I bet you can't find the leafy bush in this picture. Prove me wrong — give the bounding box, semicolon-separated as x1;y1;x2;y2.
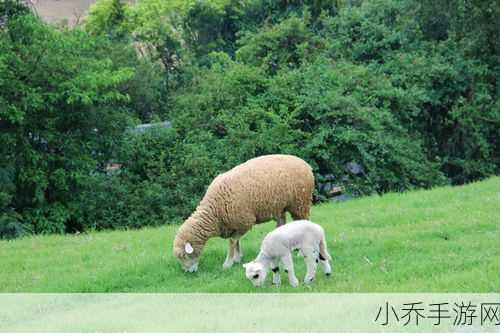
321;0;500;183
266;59;447;194
0;211;28;240
75;127;229;230
169;55;446;199
380;44;500;183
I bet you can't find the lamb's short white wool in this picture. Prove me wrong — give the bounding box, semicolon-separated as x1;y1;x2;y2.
243;220;332;287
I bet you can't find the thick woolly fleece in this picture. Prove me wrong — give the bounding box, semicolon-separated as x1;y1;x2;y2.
173;154;314;260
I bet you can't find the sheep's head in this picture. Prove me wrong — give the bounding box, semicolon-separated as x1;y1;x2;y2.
173;236;200;273
243;261;267;287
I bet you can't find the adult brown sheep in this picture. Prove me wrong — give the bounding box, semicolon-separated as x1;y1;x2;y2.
173;154;314;272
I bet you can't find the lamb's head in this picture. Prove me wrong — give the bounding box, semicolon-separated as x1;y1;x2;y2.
173;230;200;273
243;261;267;287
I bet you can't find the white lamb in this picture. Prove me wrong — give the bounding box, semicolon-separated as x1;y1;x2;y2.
243;220;332;288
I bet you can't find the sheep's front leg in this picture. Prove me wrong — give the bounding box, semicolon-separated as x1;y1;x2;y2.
276;212;286;228
302;248;318;284
233;238;243;263
223;239;237;269
271;259;281;285
281;253;299;287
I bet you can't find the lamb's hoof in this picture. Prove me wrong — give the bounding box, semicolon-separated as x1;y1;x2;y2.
325;272;331;277
272;277;281;286
289;278;299;288
304;277;314;284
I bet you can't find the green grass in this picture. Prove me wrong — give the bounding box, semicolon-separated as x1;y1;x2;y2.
1;178;498;292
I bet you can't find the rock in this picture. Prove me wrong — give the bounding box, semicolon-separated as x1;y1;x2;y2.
346;162;363;174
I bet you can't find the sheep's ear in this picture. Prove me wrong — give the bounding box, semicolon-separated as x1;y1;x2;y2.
185;242;194;254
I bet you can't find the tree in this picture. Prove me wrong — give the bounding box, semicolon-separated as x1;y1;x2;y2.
0;15;135;237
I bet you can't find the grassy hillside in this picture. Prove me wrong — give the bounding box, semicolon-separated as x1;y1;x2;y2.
1;178;498;293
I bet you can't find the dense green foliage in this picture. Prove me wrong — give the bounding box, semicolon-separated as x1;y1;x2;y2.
1;0;499;238
0;15;130;238
0;3;163;237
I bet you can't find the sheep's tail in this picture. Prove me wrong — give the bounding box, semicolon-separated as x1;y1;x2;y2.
319;233;331;261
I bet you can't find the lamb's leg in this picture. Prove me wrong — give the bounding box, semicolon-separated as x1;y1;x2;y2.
271;259;281;285
223;239;236;269
233;238;243;263
319;252;332;276
302;247;318;284
281;253;299;287
276;212;286;228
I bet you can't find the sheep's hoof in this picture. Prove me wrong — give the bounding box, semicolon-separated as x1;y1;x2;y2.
222;261;234;270
289;278;299;288
304;277;314;284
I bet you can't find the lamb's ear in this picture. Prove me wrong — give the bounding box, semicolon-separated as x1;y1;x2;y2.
185;242;194;254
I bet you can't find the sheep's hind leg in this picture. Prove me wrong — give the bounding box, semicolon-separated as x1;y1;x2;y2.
271;259;281;285
319;252;332;276
281;253;299;287
223;239;237;269
276;212;286;228
289;202;310;221
233;238;243;263
302;247;318;284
